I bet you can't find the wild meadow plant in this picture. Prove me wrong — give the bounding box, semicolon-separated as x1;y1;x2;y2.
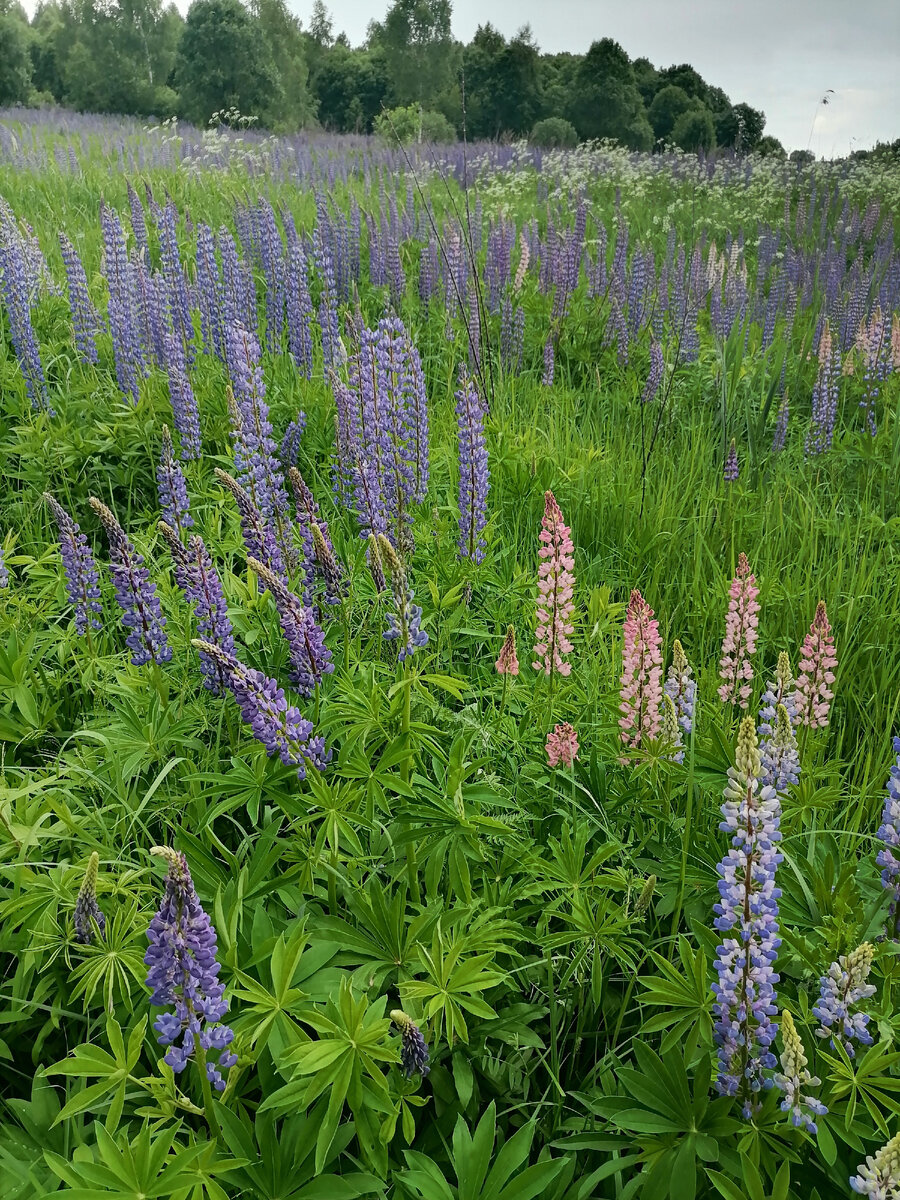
1;117;900;1200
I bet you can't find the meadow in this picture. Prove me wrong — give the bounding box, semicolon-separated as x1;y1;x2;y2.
1;107;900;1199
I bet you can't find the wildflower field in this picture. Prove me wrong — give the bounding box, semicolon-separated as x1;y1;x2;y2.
2;108;900;1200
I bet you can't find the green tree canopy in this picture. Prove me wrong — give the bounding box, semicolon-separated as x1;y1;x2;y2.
0;10;33;104
570;38;652;150
648;85;692;143
251;0;314;130
368;0;454;109
175;0;280;126
672;105;716;152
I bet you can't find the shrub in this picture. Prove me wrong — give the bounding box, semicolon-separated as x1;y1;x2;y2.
530;117;578;149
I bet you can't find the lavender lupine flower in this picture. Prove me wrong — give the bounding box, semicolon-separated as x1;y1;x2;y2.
160;523;234;694
664;640;696;736
641;342;665;404
793;601;837;728
814;942;876;1056
851;1132;900;1197
249;557;333;698
280;414;307;467
661;694;684;763
89;498;171;667
758;652;799;741
162;327;202;461
619;590;662;749
0;215;51;411
772;394;790;453
0;546;7;589
192;640;330;778
43;493;102;635
156;426;193;538
195;223;224;359
155;202;193;351
773;1011;827;1135
215;469;287;582
127;181;149;260
542;336;555;385
224;323;290;524
724;439;740;483
286;242;314;378
144;847;237;1091
59;232;100;364
712;716;782;1116
378;535;428;661
760;705;801;794
876;737;900;941
390;1010;430;1078
718;553;760;709
455;369;489;563
806;320;841;456
368;533;387;594
311;523;345;607
73;851;105;944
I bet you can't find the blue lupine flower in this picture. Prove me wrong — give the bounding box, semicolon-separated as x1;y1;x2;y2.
44;493;102;635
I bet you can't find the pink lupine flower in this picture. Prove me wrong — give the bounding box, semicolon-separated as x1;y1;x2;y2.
533;491;575;676
546;722;579;768
619;589;663;748
496;625;519;675
794;601;837;728
717;553;761;709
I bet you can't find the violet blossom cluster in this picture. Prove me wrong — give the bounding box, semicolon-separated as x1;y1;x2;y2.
160;523;234;694
249;557;333;698
664;640;696;736
813;942;876;1056
194;640;330;779
59;231;100;364
73;851;105;945
875;737;900;942
717;553;760;708
712;717;782;1116
156;426;193;537
89;498;171;667
144;847;236;1091
43;493;102;636
806;320;841;456
378;534;428;661
773;1011;826;1135
455;369;489;563
759;705;801;794
390;1010;430;1078
215;468;287;583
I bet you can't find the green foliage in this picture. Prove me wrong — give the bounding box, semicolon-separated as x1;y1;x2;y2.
0;11;33;104
672;106;717;153
570;38;653;150
375;103;456;146
529;117;578;149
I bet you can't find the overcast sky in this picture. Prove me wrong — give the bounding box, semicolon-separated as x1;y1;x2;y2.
307;0;900;153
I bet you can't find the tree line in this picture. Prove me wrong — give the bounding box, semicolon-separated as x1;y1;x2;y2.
0;0;784;153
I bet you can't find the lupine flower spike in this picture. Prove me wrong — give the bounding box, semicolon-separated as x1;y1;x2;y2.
89;498;171;667
532;491;575;677
724;439;739;483
660;694;684;763
774;1011;826;1134
43;493;102;636
144;847;237;1091
712;716;782;1117
248;557;333;698
851;1132;900;1197
0;546;7;590
496;626;519;675
760;705;801;794
619;589;662;749
73;851;105;944
758;652;799;739
717;553;760;708
378;534;428;660
390;1009;430;1077
546;723;579;769
367;532;387;594
664;639;696;735
156;425;193;538
814;943;876;1056
159;523;234;694
793;601;837;728
193;640;330;779
876;737;900;941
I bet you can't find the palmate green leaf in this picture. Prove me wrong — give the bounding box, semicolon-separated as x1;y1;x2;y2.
45;1016;147;1133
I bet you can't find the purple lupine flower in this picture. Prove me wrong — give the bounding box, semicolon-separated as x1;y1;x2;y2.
772;394;790;453
192;640;330;778
59;232;100;364
0;214;51;411
724;439;739;483
160;523;234;694
758;653;799;741
712;717;782;1117
455;368;489;563
249;557;333;697
641;341;665;404
287;464;324;603
162;328;202;460
813;942;876;1057
390;1010;430;1077
378;534;428;661
850;1133;900;1197
144;847;237;1091
156;426;193;537
101;201;144;405
876;736;900;941
73;851;105;944
89;498;171;667
286;241;314;378
774;1011;826;1135
806;321;841;456
664;639;696;736
214;468;287;582
218;227;257;337
256;199;286;353
127;181;149;261
224;323;290;520
0;546;7;589
542;336;555;386
500;297;524;376
280;414;307;468
155;201;193;351
43;493;103;635
367;533;387;594
312;523;345;607
760;705;801;794
195;223;224;360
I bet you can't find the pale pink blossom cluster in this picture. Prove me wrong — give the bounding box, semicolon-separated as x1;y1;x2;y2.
619;589;663;748
495;625;519;675
717;553;761;708
794;601;838;728
546;723;579;768
533;491;575;677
